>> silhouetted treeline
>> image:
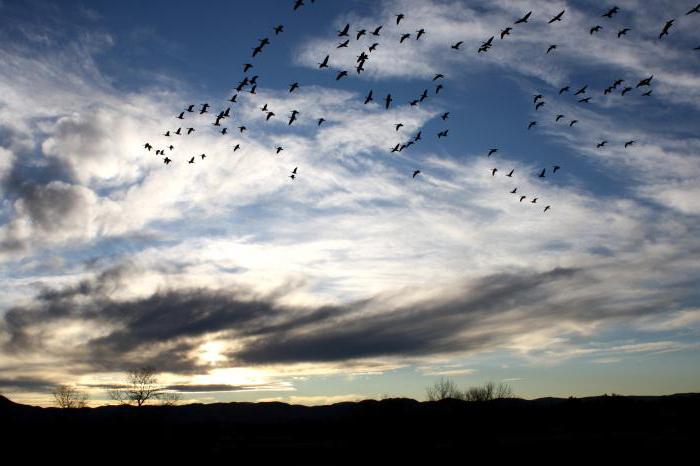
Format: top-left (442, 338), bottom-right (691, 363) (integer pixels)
top-left (2, 393), bottom-right (698, 461)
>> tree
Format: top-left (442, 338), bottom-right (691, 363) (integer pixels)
top-left (425, 377), bottom-right (464, 401)
top-left (108, 367), bottom-right (181, 407)
top-left (52, 384), bottom-right (88, 408)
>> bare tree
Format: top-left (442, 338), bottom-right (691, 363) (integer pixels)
top-left (463, 381), bottom-right (514, 401)
top-left (52, 384), bottom-right (88, 408)
top-left (108, 367), bottom-right (181, 407)
top-left (425, 377), bottom-right (464, 401)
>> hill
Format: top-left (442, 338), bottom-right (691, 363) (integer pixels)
top-left (2, 393), bottom-right (698, 460)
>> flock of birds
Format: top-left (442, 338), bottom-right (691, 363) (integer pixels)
top-left (143, 1), bottom-right (700, 214)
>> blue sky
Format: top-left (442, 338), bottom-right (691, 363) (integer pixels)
top-left (0, 0), bottom-right (699, 406)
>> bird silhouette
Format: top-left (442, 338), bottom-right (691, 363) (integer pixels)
top-left (501, 27), bottom-right (512, 39)
top-left (395, 123), bottom-right (404, 131)
top-left (177, 111), bottom-right (184, 119)
top-left (579, 97), bottom-right (591, 103)
top-left (574, 85), bottom-right (588, 95)
top-left (338, 23), bottom-right (350, 37)
top-left (336, 70), bottom-right (348, 80)
top-left (553, 165), bottom-right (560, 173)
top-left (144, 143), bottom-right (152, 150)
top-left (520, 196), bottom-right (527, 202)
top-left (371, 25), bottom-right (382, 36)
top-left (597, 141), bottom-right (608, 148)
top-left (491, 168), bottom-right (498, 176)
top-left (318, 55), bottom-right (330, 68)
top-left (441, 112), bottom-right (449, 120)
top-left (531, 198), bottom-right (538, 204)
top-left (400, 33), bottom-right (411, 43)
top-left (233, 144), bottom-right (240, 151)
top-left (687, 4), bottom-right (700, 14)
top-left (621, 86), bottom-right (633, 96)
top-left (396, 14), bottom-right (405, 25)
top-left (546, 44), bottom-right (557, 53)
top-left (544, 206), bottom-right (551, 212)
top-left (528, 121), bottom-right (537, 129)
top-left (451, 41), bottom-right (463, 50)
top-left (163, 157), bottom-right (171, 164)
top-left (239, 126), bottom-right (247, 133)
top-left (590, 25), bottom-right (602, 34)
top-left (642, 90), bottom-right (653, 96)
top-left (274, 25), bottom-right (284, 35)
top-left (289, 82), bottom-right (300, 92)
top-left (536, 101), bottom-right (545, 110)
top-left (318, 118), bottom-right (325, 126)
top-left (385, 94), bottom-right (392, 109)
top-left (602, 6), bottom-right (619, 18)
top-left (538, 169), bottom-right (546, 178)
top-left (293, 0), bottom-right (304, 10)
top-left (188, 156), bottom-right (195, 164)
top-left (186, 104), bottom-right (195, 112)
top-left (437, 130), bottom-right (449, 138)
top-left (624, 140), bottom-right (635, 148)
top-left (636, 75), bottom-right (653, 87)
top-left (659, 19), bottom-right (674, 38)
top-left (506, 169), bottom-right (514, 177)
top-left (412, 170), bottom-right (421, 178)
top-left (488, 148), bottom-right (498, 157)
top-left (416, 29), bottom-right (426, 40)
top-left (618, 28), bottom-right (631, 38)
top-left (534, 94), bottom-right (543, 103)
top-left (559, 86), bottom-right (570, 94)
top-left (288, 110), bottom-right (299, 125)
top-left (368, 43), bottom-right (379, 52)
top-left (510, 188), bottom-right (518, 194)
top-left (187, 128), bottom-right (195, 135)
top-left (569, 120), bottom-right (578, 127)
top-left (276, 146), bottom-right (284, 154)
top-left (556, 114), bottom-right (565, 122)
top-left (515, 11), bottom-right (532, 24)
top-left (337, 39), bottom-right (350, 48)
top-left (364, 90), bottom-right (373, 104)
top-left (266, 111), bottom-right (275, 121)
top-left (243, 63), bottom-right (253, 72)
top-left (548, 10), bottom-right (565, 23)
top-left (200, 153), bottom-right (206, 160)
top-left (356, 29), bottom-right (366, 40)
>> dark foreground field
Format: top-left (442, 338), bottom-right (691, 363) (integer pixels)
top-left (2, 393), bottom-right (698, 461)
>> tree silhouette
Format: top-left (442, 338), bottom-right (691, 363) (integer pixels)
top-left (52, 384), bottom-right (88, 408)
top-left (108, 367), bottom-right (180, 407)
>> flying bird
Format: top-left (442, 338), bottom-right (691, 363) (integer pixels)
top-left (574, 85), bottom-right (588, 95)
top-left (336, 70), bottom-right (349, 80)
top-left (687, 4), bottom-right (700, 15)
top-left (289, 82), bottom-right (300, 92)
top-left (356, 29), bottom-right (366, 40)
top-left (636, 75), bottom-right (653, 87)
top-left (544, 206), bottom-right (551, 212)
top-left (396, 14), bottom-right (405, 25)
top-left (368, 43), bottom-right (379, 52)
top-left (364, 90), bottom-right (373, 104)
top-left (437, 130), bottom-right (449, 138)
top-left (451, 41), bottom-right (463, 50)
top-left (515, 11), bottom-right (532, 24)
top-left (371, 26), bottom-right (382, 36)
top-left (491, 168), bottom-right (498, 176)
top-left (579, 97), bottom-right (591, 103)
top-left (293, 0), bottom-right (304, 10)
top-left (433, 73), bottom-right (444, 81)
top-left (266, 111), bottom-right (275, 121)
top-left (163, 157), bottom-right (171, 164)
top-left (412, 170), bottom-right (421, 178)
top-left (243, 63), bottom-right (253, 72)
top-left (556, 114), bottom-right (565, 122)
top-left (510, 188), bottom-right (517, 194)
top-left (624, 140), bottom-right (635, 148)
top-left (659, 19), bottom-right (674, 39)
top-left (618, 28), bottom-right (631, 38)
top-left (501, 27), bottom-right (512, 39)
top-left (621, 86), bottom-right (633, 96)
top-left (318, 118), bottom-right (325, 126)
top-left (597, 141), bottom-right (608, 148)
top-left (590, 25), bottom-right (602, 34)
top-left (400, 33), bottom-right (411, 43)
top-left (276, 146), bottom-right (284, 154)
top-left (318, 55), bottom-right (330, 68)
top-left (233, 144), bottom-right (240, 151)
top-left (536, 101), bottom-right (545, 110)
top-left (520, 196), bottom-right (527, 202)
top-left (553, 165), bottom-right (560, 173)
top-left (602, 6), bottom-right (619, 18)
top-left (288, 110), bottom-right (299, 125)
top-left (416, 29), bottom-right (426, 40)
top-left (395, 123), bottom-right (404, 131)
top-left (441, 112), bottom-right (449, 120)
top-left (546, 44), bottom-right (557, 53)
top-left (528, 121), bottom-right (537, 130)
top-left (274, 25), bottom-right (284, 35)
top-left (642, 90), bottom-right (653, 96)
top-left (559, 86), bottom-right (570, 94)
top-left (186, 104), bottom-right (195, 112)
top-left (531, 198), bottom-right (538, 204)
top-left (337, 39), bottom-right (350, 48)
top-left (385, 94), bottom-right (392, 109)
top-left (506, 169), bottom-right (514, 177)
top-left (338, 23), bottom-right (350, 37)
top-left (187, 156), bottom-right (195, 164)
top-left (177, 112), bottom-right (184, 119)
top-left (187, 128), bottom-right (195, 135)
top-left (488, 148), bottom-right (498, 157)
top-left (569, 120), bottom-right (578, 127)
top-left (548, 10), bottom-right (565, 23)
top-left (538, 168), bottom-right (546, 178)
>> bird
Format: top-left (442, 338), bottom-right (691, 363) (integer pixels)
top-left (368, 43), bottom-right (379, 52)
top-left (385, 94), bottom-right (392, 109)
top-left (412, 170), bottom-right (421, 178)
top-left (261, 103), bottom-right (269, 112)
top-left (186, 104), bottom-right (195, 112)
top-left (559, 86), bottom-right (570, 94)
top-left (602, 6), bottom-right (619, 18)
top-left (659, 19), bottom-right (674, 39)
top-left (188, 156), bottom-right (195, 164)
top-left (613, 79), bottom-right (624, 88)
top-left (544, 206), bottom-right (551, 212)
top-left (288, 110), bottom-right (299, 125)
top-left (233, 144), bottom-right (240, 151)
top-left (590, 25), bottom-right (602, 34)
top-left (364, 90), bottom-right (373, 104)
top-left (337, 39), bottom-right (350, 48)
top-left (618, 28), bottom-right (631, 38)
top-left (356, 29), bottom-right (366, 40)
top-left (395, 123), bottom-right (404, 131)
top-left (414, 131), bottom-right (422, 141)
top-left (390, 143), bottom-right (400, 153)
top-left (187, 128), bottom-right (195, 135)
top-left (538, 168), bottom-right (546, 178)
top-left (621, 86), bottom-right (633, 96)
top-left (531, 198), bottom-right (538, 204)
top-left (163, 131), bottom-right (171, 137)
top-left (569, 120), bottom-right (578, 127)
top-left (396, 14), bottom-right (405, 25)
top-left (144, 143), bottom-right (152, 150)
top-left (451, 41), bottom-right (463, 50)
top-left (687, 4), bottom-right (700, 15)
top-left (419, 89), bottom-right (428, 102)
top-left (553, 165), bottom-right (560, 173)
top-left (238, 126), bottom-right (247, 133)
top-left (500, 27), bottom-right (512, 39)
top-left (221, 128), bottom-right (228, 135)
top-left (441, 112), bottom-right (449, 120)
top-left (624, 140), bottom-right (635, 148)
top-left (642, 90), bottom-right (653, 97)
top-left (200, 103), bottom-right (210, 114)
top-left (249, 85), bottom-right (257, 94)
top-left (579, 97), bottom-right (591, 104)
top-left (291, 167), bottom-right (297, 177)
top-left (515, 11), bottom-right (532, 24)
top-left (293, 0), bottom-right (304, 10)
top-left (556, 114), bottom-right (565, 122)
top-left (416, 29), bottom-right (426, 40)
top-left (276, 146), bottom-right (284, 154)
top-left (548, 10), bottom-right (565, 23)
top-left (177, 112), bottom-right (184, 119)
top-left (400, 33), bottom-right (411, 43)
top-left (536, 101), bottom-right (545, 110)
top-left (636, 76), bottom-right (653, 87)
top-left (510, 188), bottom-right (517, 194)
top-left (491, 168), bottom-right (498, 176)
top-left (252, 45), bottom-right (264, 57)
top-left (266, 111), bottom-right (275, 121)
top-left (318, 118), bottom-right (326, 126)
top-left (243, 63), bottom-right (253, 72)
top-left (546, 45), bottom-right (557, 54)
top-left (528, 121), bottom-right (537, 130)
top-left (289, 82), bottom-right (300, 92)
top-left (163, 157), bottom-right (171, 164)
top-left (274, 25), bottom-right (284, 34)
top-left (200, 153), bottom-right (206, 160)
top-left (604, 87), bottom-right (613, 95)
top-left (318, 55), bottom-right (330, 68)
top-left (336, 70), bottom-right (348, 80)
top-left (289, 174), bottom-right (295, 180)
top-left (597, 141), bottom-right (608, 148)
top-left (506, 169), bottom-right (514, 177)
top-left (575, 85), bottom-right (588, 95)
top-left (488, 148), bottom-right (498, 157)
top-left (371, 25), bottom-right (382, 36)
top-left (534, 94), bottom-right (544, 103)
top-left (520, 196), bottom-right (527, 202)
top-left (433, 73), bottom-right (444, 81)
top-left (437, 130), bottom-right (449, 138)
top-left (338, 23), bottom-right (350, 37)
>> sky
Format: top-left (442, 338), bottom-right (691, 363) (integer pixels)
top-left (0, 0), bottom-right (699, 407)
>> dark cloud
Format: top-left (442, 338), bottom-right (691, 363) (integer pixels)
top-left (1, 263), bottom-right (689, 375)
top-left (164, 384), bottom-right (260, 393)
top-left (0, 376), bottom-right (54, 392)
